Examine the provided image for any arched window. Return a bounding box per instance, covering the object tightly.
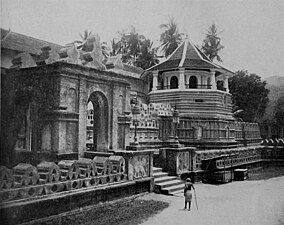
[217,80,224,91]
[170,76,178,89]
[189,76,197,88]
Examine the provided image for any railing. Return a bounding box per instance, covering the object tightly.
[217,86,227,92]
[156,84,213,90]
[185,84,212,89]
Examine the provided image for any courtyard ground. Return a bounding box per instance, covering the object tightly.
[31,167,284,225]
[139,175,284,225]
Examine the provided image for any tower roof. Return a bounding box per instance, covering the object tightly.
[145,38,234,76]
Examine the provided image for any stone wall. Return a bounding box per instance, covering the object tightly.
[0,150,155,224]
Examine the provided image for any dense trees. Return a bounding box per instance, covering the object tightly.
[159,17,183,58]
[201,22,224,62]
[273,96,284,136]
[110,26,159,69]
[229,70,269,122]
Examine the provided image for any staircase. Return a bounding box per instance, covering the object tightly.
[153,167,184,195]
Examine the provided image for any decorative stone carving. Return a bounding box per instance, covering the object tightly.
[10,52,36,68]
[36,46,52,65]
[58,160,79,180]
[0,166,14,189]
[177,151,190,173]
[36,161,61,183]
[128,155,149,180]
[13,163,39,187]
[0,156,128,203]
[45,49,60,64]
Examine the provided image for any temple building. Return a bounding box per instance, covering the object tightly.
[1,29,267,223]
[142,38,237,148]
[1,29,261,166]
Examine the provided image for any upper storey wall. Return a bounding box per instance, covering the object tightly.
[149,89,234,120]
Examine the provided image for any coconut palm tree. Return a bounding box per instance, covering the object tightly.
[115,26,146,65]
[159,17,183,58]
[136,39,159,69]
[201,23,224,62]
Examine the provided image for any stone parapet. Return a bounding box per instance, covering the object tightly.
[164,146,196,176]
[114,149,155,182]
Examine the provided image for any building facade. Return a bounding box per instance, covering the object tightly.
[1,30,261,167]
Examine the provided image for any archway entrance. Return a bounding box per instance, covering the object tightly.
[87,92,109,152]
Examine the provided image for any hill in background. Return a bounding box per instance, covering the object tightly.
[263,76,284,121]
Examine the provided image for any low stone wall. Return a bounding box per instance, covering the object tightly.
[0,150,155,224]
[235,122,262,144]
[261,139,284,161]
[196,146,263,171]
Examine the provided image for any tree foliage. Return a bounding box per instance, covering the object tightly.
[135,39,159,70]
[274,95,284,125]
[159,17,183,58]
[229,70,269,122]
[111,26,159,69]
[201,22,224,62]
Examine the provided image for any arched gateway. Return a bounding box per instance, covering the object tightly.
[87,91,109,151]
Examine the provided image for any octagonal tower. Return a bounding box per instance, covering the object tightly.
[142,38,236,149]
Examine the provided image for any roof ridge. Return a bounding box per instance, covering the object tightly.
[2,28,63,48]
[178,39,188,67]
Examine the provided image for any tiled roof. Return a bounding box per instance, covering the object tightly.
[146,38,234,75]
[123,63,144,74]
[1,28,63,55]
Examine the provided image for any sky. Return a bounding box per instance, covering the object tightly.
[1,0,284,79]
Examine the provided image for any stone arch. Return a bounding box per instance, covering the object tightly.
[189,76,197,88]
[87,91,109,152]
[170,76,178,89]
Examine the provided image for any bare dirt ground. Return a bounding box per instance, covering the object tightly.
[139,176,284,225]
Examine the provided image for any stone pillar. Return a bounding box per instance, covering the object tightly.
[178,68,185,90]
[224,75,229,92]
[165,147,196,176]
[78,79,88,158]
[164,76,168,89]
[152,70,158,92]
[210,70,217,90]
[117,113,132,149]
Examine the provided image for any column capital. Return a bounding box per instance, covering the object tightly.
[152,70,159,77]
[210,69,216,75]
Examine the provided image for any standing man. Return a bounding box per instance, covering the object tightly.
[184,178,195,211]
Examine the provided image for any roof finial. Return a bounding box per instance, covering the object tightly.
[185,32,189,39]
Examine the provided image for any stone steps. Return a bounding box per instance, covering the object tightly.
[153,167,184,195]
